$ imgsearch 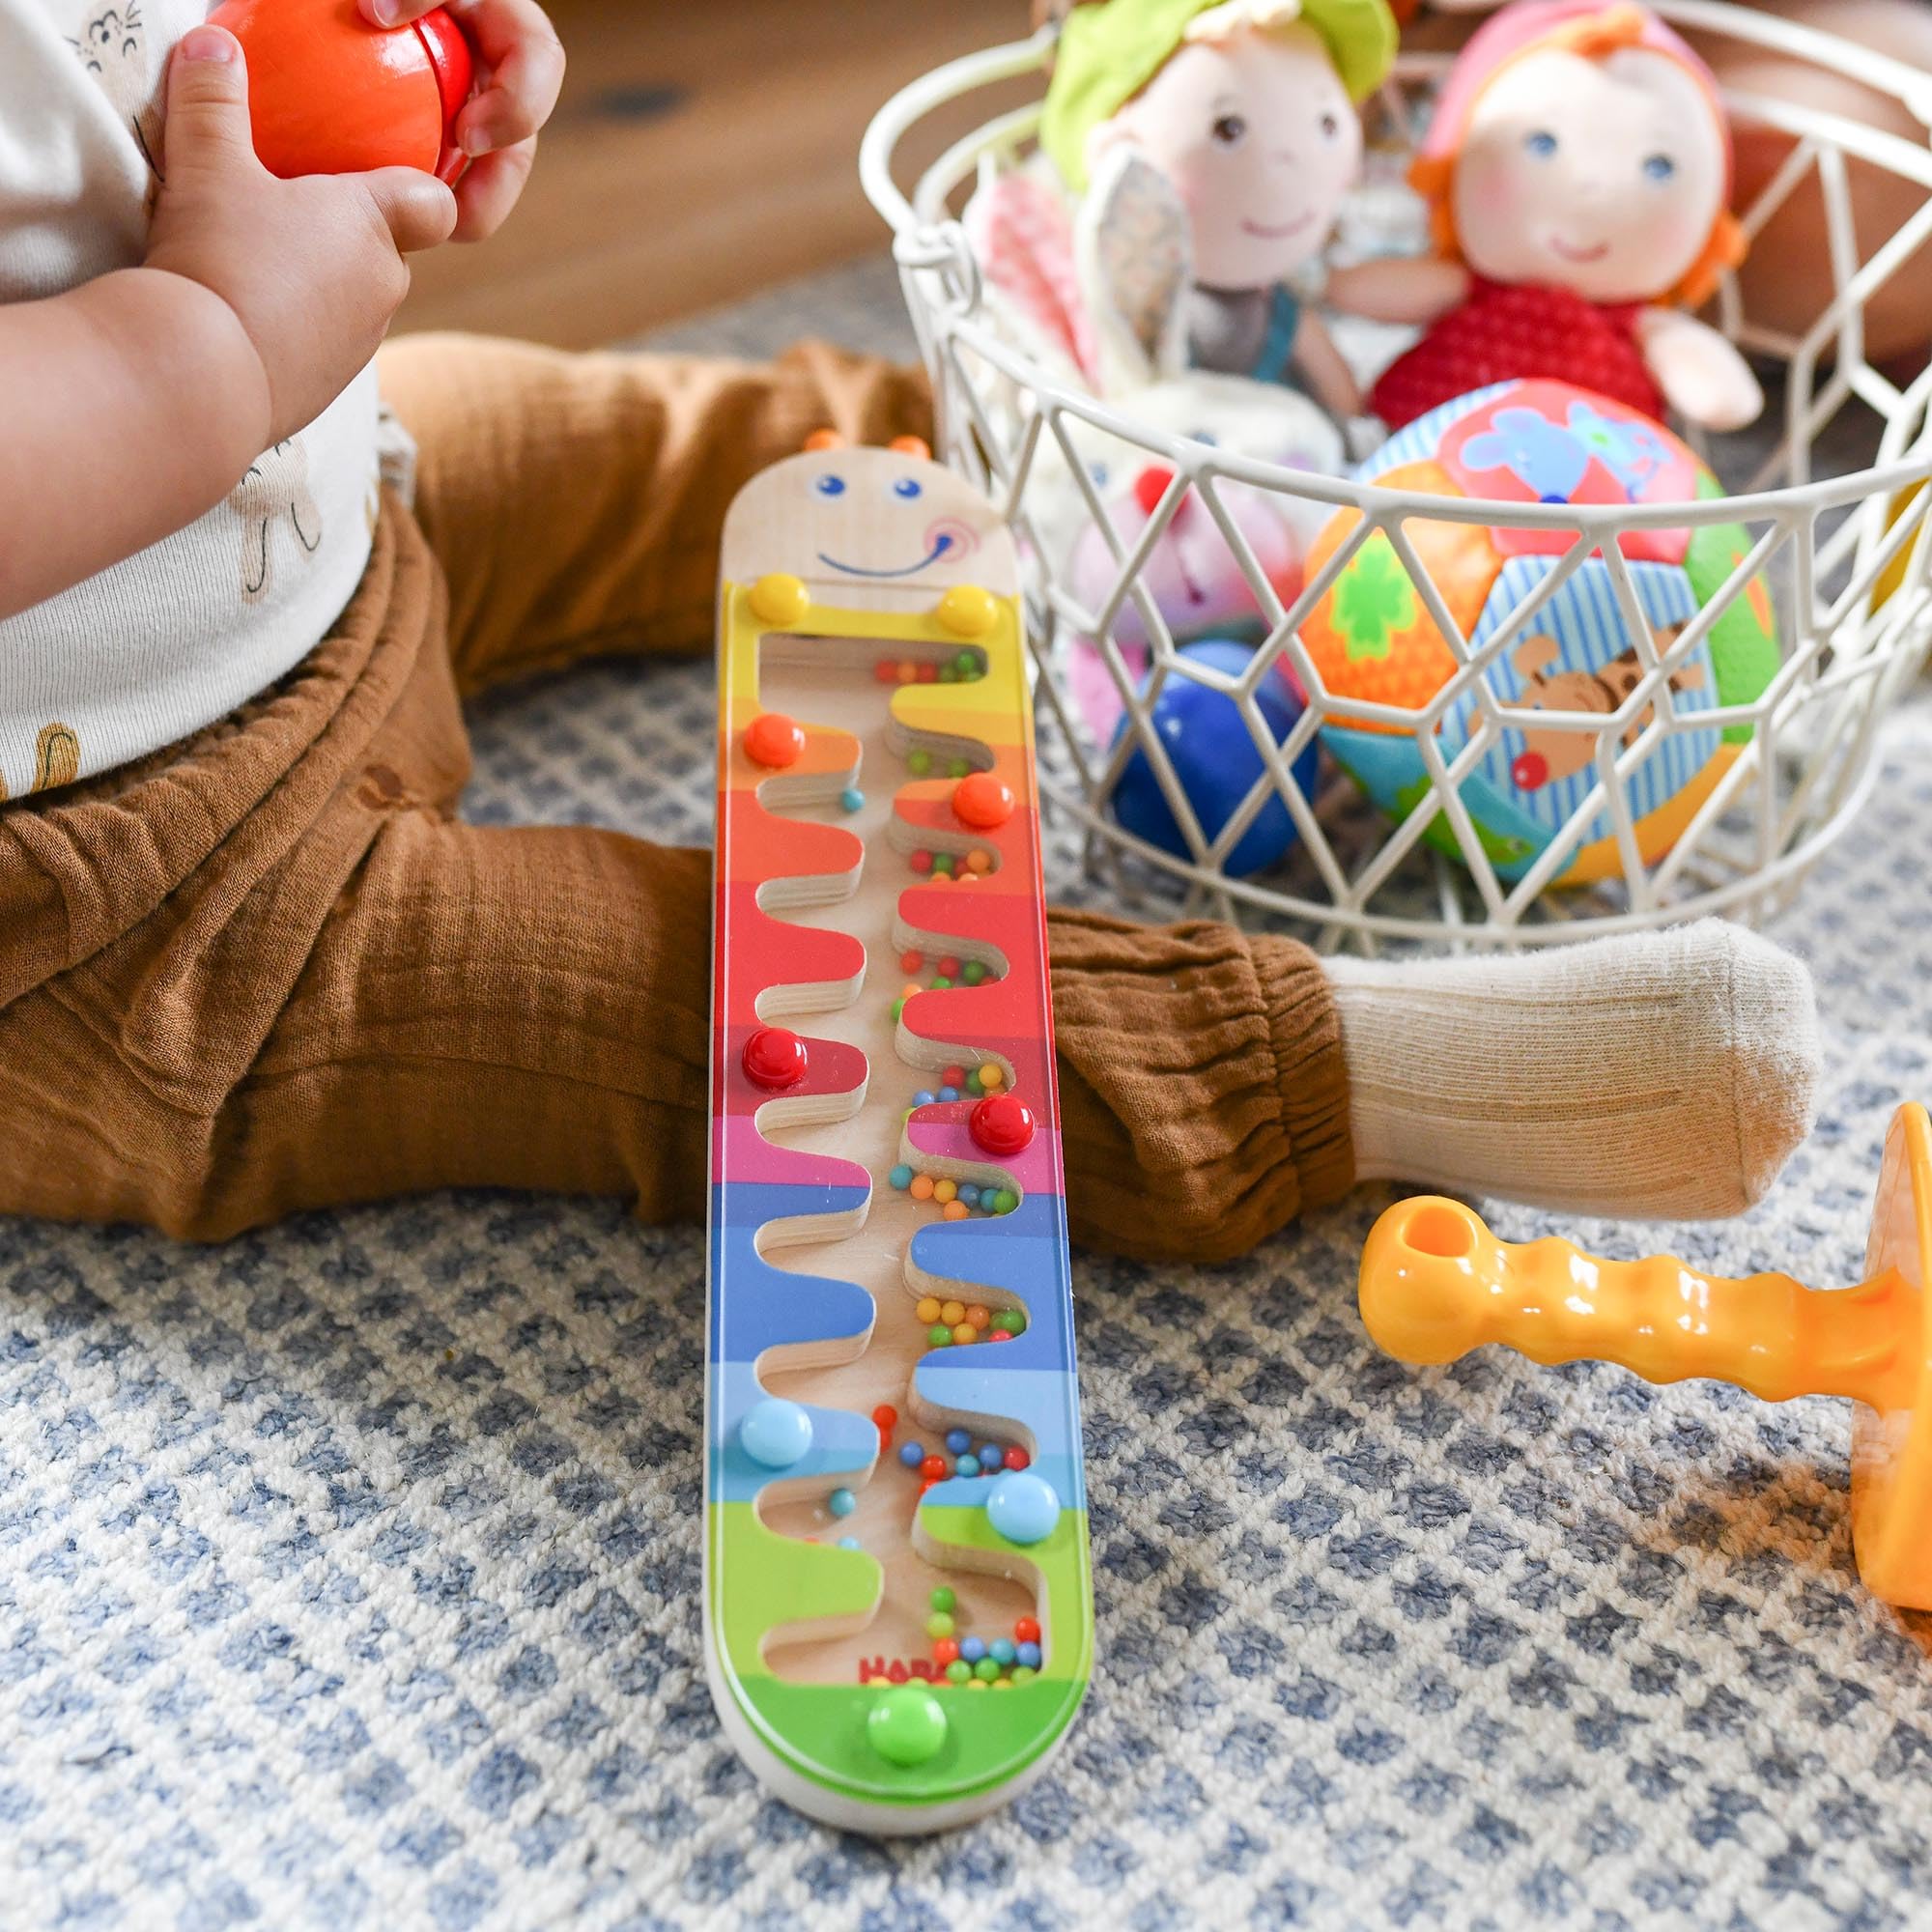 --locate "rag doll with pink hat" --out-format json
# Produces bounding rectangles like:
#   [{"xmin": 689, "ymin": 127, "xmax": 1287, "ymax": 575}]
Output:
[{"xmin": 1332, "ymin": 0, "xmax": 1765, "ymax": 431}]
